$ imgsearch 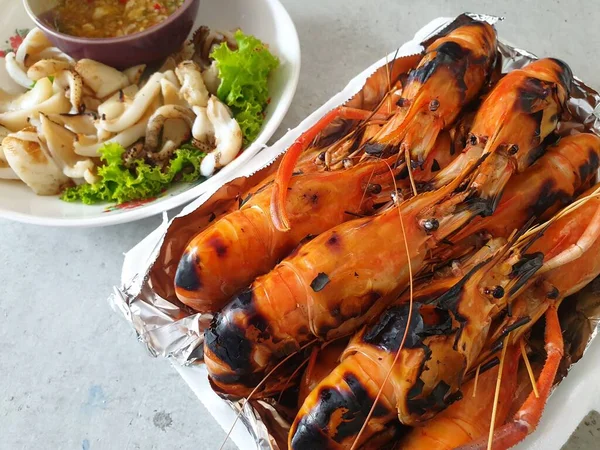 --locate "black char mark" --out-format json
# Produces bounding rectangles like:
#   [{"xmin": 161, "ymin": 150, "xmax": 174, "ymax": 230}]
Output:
[
  {"xmin": 311, "ymin": 273, "xmax": 330, "ymax": 292},
  {"xmin": 360, "ymin": 304, "xmax": 463, "ymax": 418},
  {"xmin": 364, "ymin": 142, "xmax": 386, "ymax": 156},
  {"xmin": 205, "ymin": 289, "xmax": 269, "ymax": 384},
  {"xmin": 435, "ymin": 261, "xmax": 488, "ymax": 313},
  {"xmin": 396, "ymin": 165, "xmax": 410, "ymax": 180},
  {"xmin": 420, "ymin": 14, "xmax": 481, "ymax": 50},
  {"xmin": 579, "ymin": 148, "xmax": 600, "ymax": 183},
  {"xmin": 479, "ymin": 356, "xmax": 500, "ymax": 374},
  {"xmin": 290, "ymin": 373, "xmax": 391, "ymax": 449},
  {"xmin": 253, "ymin": 179, "xmax": 274, "ymax": 195},
  {"xmin": 406, "ymin": 380, "xmax": 456, "ymax": 416},
  {"xmin": 175, "ymin": 251, "xmax": 202, "ymax": 291},
  {"xmin": 286, "ymin": 234, "xmax": 317, "ymax": 260},
  {"xmin": 326, "ymin": 232, "xmax": 341, "ymax": 250},
  {"xmin": 528, "ymin": 179, "xmax": 563, "ymax": 219},
  {"xmin": 240, "ymin": 193, "xmax": 253, "ymax": 207},
  {"xmin": 408, "ymin": 40, "xmax": 470, "ymax": 102},
  {"xmin": 547, "ymin": 57, "xmax": 574, "ymax": 94},
  {"xmin": 547, "ymin": 285, "xmax": 560, "ymax": 300},
  {"xmin": 508, "ymin": 252, "xmax": 544, "ymax": 296},
  {"xmin": 207, "ymin": 236, "xmax": 228, "ymax": 258},
  {"xmin": 362, "ymin": 303, "xmax": 425, "ymax": 352},
  {"xmin": 517, "ymin": 78, "xmax": 553, "ymax": 113},
  {"xmin": 463, "ymin": 188, "xmax": 496, "ymax": 217},
  {"xmin": 432, "ymin": 260, "xmax": 490, "ymax": 349}
]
